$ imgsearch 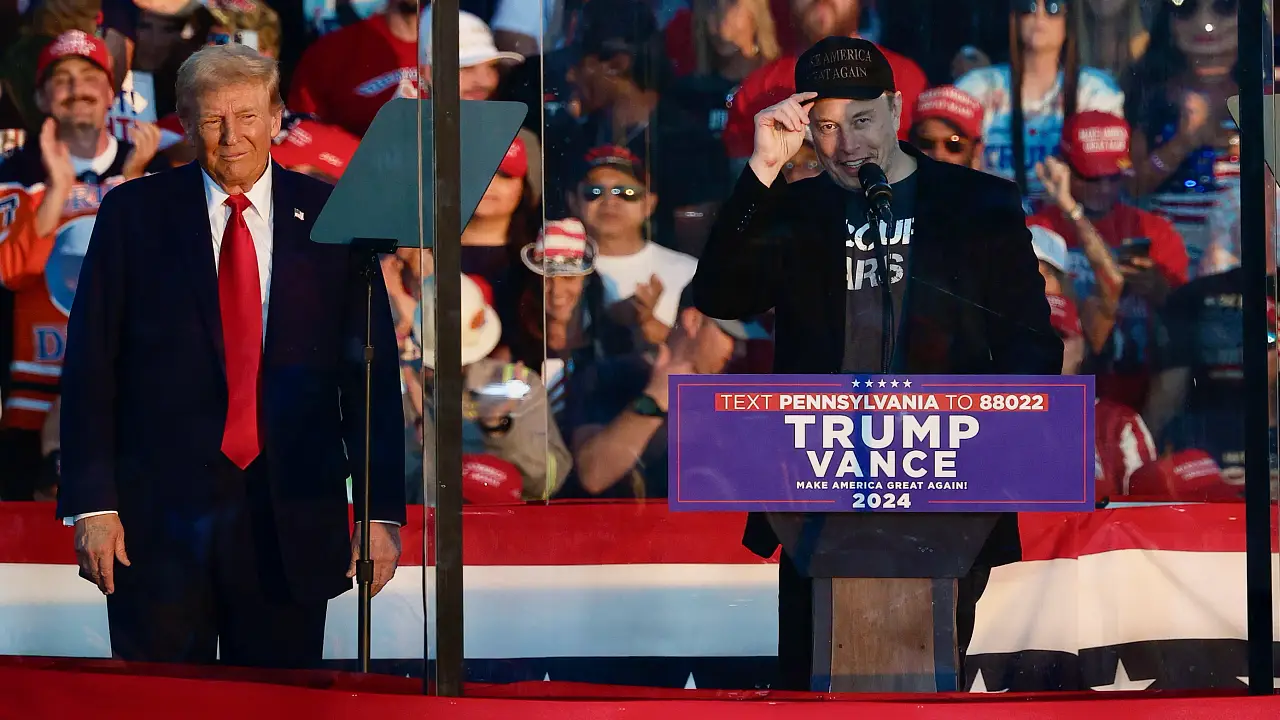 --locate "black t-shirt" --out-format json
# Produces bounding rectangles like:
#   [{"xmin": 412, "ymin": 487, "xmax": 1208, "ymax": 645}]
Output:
[
  {"xmin": 1153, "ymin": 268, "xmax": 1248, "ymax": 468},
  {"xmin": 841, "ymin": 172, "xmax": 918, "ymax": 373}
]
